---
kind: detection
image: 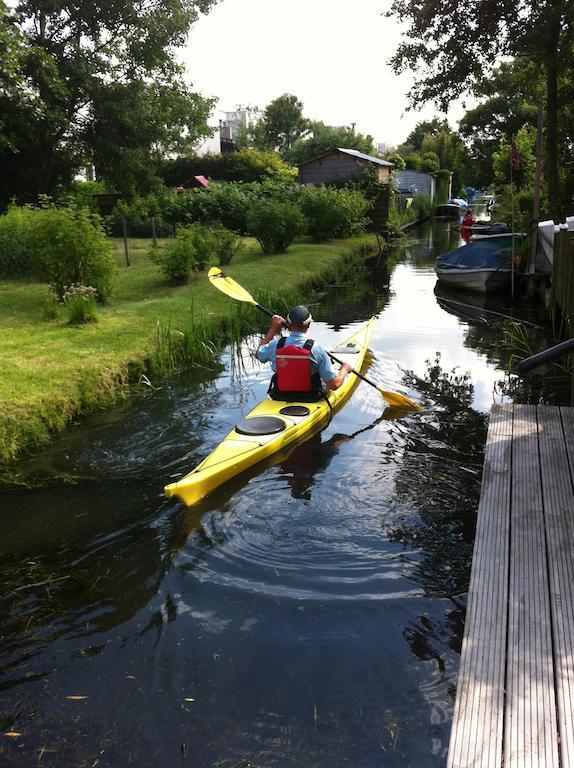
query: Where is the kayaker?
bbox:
[461,209,475,242]
[256,305,353,401]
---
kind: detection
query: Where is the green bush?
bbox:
[300,186,370,241]
[0,205,36,278]
[30,205,116,301]
[411,193,432,219]
[165,184,251,233]
[60,180,109,212]
[150,223,219,282]
[209,224,243,266]
[246,199,307,254]
[158,149,297,186]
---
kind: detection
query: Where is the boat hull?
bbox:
[165,318,376,506]
[434,267,512,293]
[436,204,466,218]
[469,232,526,247]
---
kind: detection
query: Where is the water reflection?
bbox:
[1,220,524,767]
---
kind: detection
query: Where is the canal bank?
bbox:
[0,236,370,464]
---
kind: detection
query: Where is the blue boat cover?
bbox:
[447,198,468,207]
[435,241,512,270]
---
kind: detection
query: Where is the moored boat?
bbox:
[165,318,376,506]
[468,221,508,235]
[434,241,517,293]
[468,231,526,247]
[436,198,469,218]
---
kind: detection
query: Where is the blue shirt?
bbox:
[257,331,337,383]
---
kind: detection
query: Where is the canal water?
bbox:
[0,220,539,767]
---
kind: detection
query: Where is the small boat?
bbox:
[434,241,517,293]
[436,198,469,218]
[469,231,526,247]
[165,318,375,506]
[468,221,508,235]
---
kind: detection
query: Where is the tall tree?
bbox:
[261,93,308,155]
[458,59,542,188]
[285,122,376,165]
[0,0,216,204]
[387,0,574,216]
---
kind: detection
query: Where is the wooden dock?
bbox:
[447,403,574,768]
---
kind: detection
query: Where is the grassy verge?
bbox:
[0,235,373,462]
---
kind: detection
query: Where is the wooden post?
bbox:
[529,107,544,275]
[510,145,515,301]
[121,215,130,267]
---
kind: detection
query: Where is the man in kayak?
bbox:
[256,305,353,401]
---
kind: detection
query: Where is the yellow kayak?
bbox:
[164,317,376,507]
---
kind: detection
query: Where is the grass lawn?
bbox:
[0,235,365,462]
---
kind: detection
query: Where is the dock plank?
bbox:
[539,406,574,767]
[448,404,574,767]
[447,403,512,768]
[505,404,558,768]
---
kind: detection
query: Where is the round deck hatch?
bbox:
[235,416,286,436]
[279,405,310,417]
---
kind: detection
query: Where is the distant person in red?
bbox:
[461,209,475,242]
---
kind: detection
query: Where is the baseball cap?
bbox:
[287,305,312,326]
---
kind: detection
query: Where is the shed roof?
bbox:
[336,148,394,167]
[298,147,394,168]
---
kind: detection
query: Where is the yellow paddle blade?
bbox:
[208,267,258,306]
[377,387,421,411]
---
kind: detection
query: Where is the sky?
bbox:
[182,0,468,150]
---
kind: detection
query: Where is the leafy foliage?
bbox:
[458,59,542,189]
[285,123,377,165]
[151,223,242,281]
[158,149,297,186]
[165,184,252,233]
[386,0,574,215]
[150,226,203,282]
[0,203,115,299]
[247,199,307,254]
[30,205,116,301]
[0,205,36,277]
[300,186,370,241]
[0,0,217,205]
[259,93,309,154]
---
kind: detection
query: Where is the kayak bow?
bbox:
[164,317,375,507]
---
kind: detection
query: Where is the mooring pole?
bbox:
[529,106,544,275]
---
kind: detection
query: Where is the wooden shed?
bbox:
[298,148,394,185]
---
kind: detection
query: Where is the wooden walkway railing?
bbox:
[447,403,574,768]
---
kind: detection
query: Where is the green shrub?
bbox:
[209,224,243,266]
[60,180,109,212]
[246,199,307,254]
[300,186,370,241]
[30,205,115,301]
[158,149,297,186]
[150,224,207,282]
[0,205,36,278]
[411,193,432,219]
[165,184,251,233]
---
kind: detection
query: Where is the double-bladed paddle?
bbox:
[208,267,421,411]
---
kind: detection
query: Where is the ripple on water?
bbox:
[175,447,425,602]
